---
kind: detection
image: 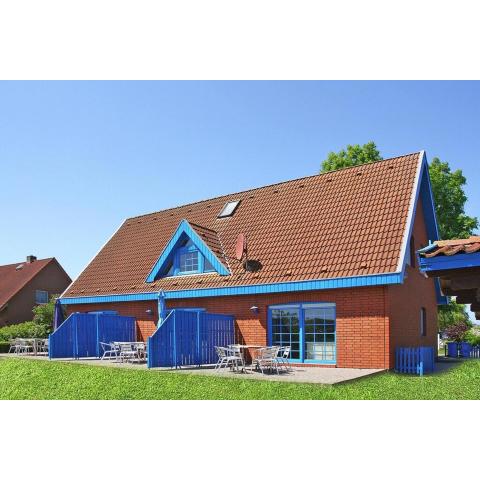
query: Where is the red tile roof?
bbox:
[0,258,55,308]
[64,152,423,298]
[420,236,480,258]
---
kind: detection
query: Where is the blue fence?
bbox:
[395,347,435,376]
[147,310,235,368]
[446,342,479,358]
[471,346,480,358]
[49,313,136,359]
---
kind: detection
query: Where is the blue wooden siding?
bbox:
[395,347,435,375]
[145,219,229,282]
[49,313,136,359]
[147,310,234,368]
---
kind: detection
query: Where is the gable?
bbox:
[146,220,229,281]
[0,258,57,308]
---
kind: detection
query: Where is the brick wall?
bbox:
[66,285,391,369]
[387,198,438,365]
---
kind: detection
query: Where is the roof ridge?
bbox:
[128,151,423,221]
[0,258,55,307]
[0,257,54,269]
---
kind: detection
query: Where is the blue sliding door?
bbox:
[268,303,336,364]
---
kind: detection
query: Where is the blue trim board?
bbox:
[59,272,403,305]
[145,219,229,282]
[399,153,444,305]
[419,252,480,272]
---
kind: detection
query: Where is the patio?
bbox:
[0,353,384,384]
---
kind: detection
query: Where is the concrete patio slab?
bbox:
[0,354,385,384]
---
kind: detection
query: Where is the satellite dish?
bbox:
[235,233,247,261]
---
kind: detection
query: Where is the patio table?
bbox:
[113,342,147,363]
[18,338,44,355]
[228,344,265,372]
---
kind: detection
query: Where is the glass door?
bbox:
[270,306,301,361]
[269,303,336,364]
[304,305,336,362]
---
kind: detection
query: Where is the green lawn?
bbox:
[1,357,479,399]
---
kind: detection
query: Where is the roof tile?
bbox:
[64,152,422,297]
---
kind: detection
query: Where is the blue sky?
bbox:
[1,81,479,281]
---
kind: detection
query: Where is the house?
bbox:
[419,236,480,321]
[59,151,442,369]
[0,256,72,327]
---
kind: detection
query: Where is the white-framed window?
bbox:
[35,290,49,304]
[420,307,427,336]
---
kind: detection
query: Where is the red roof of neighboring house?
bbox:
[64,152,423,298]
[420,236,480,257]
[0,258,55,308]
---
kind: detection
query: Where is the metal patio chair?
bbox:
[255,346,280,374]
[214,346,242,371]
[277,346,292,371]
[17,339,34,355]
[228,344,246,371]
[41,338,49,354]
[118,343,137,363]
[8,339,21,354]
[100,342,119,360]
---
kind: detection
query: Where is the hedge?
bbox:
[0,322,50,342]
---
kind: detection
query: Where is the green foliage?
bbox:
[428,157,478,239]
[320,144,478,330]
[320,141,382,172]
[1,357,480,399]
[464,327,480,347]
[32,295,57,331]
[0,322,50,342]
[438,300,470,331]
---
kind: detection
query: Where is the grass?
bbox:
[1,357,479,399]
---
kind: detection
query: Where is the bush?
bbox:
[0,341,10,353]
[32,295,58,333]
[0,322,50,342]
[444,321,470,343]
[464,327,480,346]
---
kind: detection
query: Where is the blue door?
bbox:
[268,303,336,364]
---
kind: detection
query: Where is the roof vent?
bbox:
[26,255,37,263]
[16,264,24,270]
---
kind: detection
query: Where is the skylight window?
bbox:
[218,200,240,218]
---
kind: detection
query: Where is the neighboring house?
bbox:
[0,256,71,327]
[59,151,442,369]
[418,236,480,320]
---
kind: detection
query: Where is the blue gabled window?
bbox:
[164,239,215,277]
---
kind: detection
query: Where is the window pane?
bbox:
[179,251,199,272]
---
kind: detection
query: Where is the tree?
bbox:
[444,321,470,343]
[321,143,479,331]
[437,300,470,331]
[32,295,58,333]
[428,157,478,239]
[321,141,382,172]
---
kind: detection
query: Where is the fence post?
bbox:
[73,315,78,359]
[173,311,177,368]
[95,314,100,358]
[196,311,201,366]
